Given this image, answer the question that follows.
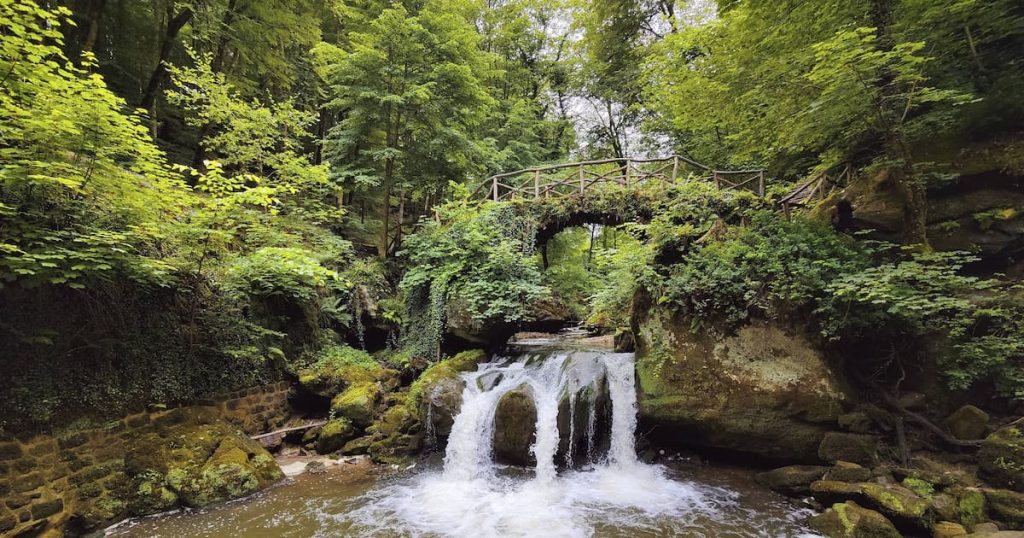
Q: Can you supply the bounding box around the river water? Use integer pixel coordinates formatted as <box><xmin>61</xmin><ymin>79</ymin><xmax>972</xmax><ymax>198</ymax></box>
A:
<box><xmin>107</xmin><ymin>344</ymin><xmax>822</xmax><ymax>538</ymax></box>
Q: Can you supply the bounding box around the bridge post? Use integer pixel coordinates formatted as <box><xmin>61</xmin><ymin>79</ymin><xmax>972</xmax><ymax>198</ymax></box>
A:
<box><xmin>671</xmin><ymin>156</ymin><xmax>679</xmax><ymax>184</ymax></box>
<box><xmin>625</xmin><ymin>159</ymin><xmax>631</xmax><ymax>187</ymax></box>
<box><xmin>493</xmin><ymin>176</ymin><xmax>499</xmax><ymax>202</ymax></box>
<box><xmin>579</xmin><ymin>165</ymin><xmax>585</xmax><ymax>195</ymax></box>
<box><xmin>714</xmin><ymin>171</ymin><xmax>721</xmax><ymax>190</ymax></box>
<box><xmin>534</xmin><ymin>170</ymin><xmax>540</xmax><ymax>199</ymax></box>
<box><xmin>759</xmin><ymin>170</ymin><xmax>765</xmax><ymax>198</ymax></box>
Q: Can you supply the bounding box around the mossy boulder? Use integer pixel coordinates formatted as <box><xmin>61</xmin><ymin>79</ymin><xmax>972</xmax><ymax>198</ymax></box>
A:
<box><xmin>124</xmin><ymin>415</ymin><xmax>283</xmax><ymax>515</ymax></box>
<box><xmin>315</xmin><ymin>418</ymin><xmax>357</xmax><ymax>454</ymax></box>
<box><xmin>942</xmin><ymin>405</ymin><xmax>990</xmax><ymax>441</ymax></box>
<box><xmin>341</xmin><ymin>436</ymin><xmax>374</xmax><ymax>456</ymax></box>
<box><xmin>808</xmin><ymin>501</ymin><xmax>901</xmax><ymax>538</ymax></box>
<box><xmin>409</xmin><ymin>350</ymin><xmax>487</xmax><ymax>442</ymax></box>
<box><xmin>755</xmin><ymin>465</ymin><xmax>830</xmax><ymax>496</ymax></box>
<box><xmin>493</xmin><ymin>384</ymin><xmax>537</xmax><ymax>466</ymax></box>
<box><xmin>983</xmin><ymin>488</ymin><xmax>1024</xmax><ymax>530</ymax></box>
<box><xmin>979</xmin><ymin>425</ymin><xmax>1024</xmax><ymax>492</ymax></box>
<box><xmin>810</xmin><ymin>480</ymin><xmax>933</xmax><ymax>531</ymax></box>
<box><xmin>365</xmin><ymin>403</ymin><xmax>422</xmax><ymax>464</ymax></box>
<box><xmin>297</xmin><ymin>345</ymin><xmax>395</xmax><ymax>398</ymax></box>
<box><xmin>953</xmin><ymin>487</ymin><xmax>988</xmax><ymax>530</ymax></box>
<box><xmin>632</xmin><ymin>305</ymin><xmax>849</xmax><ymax>463</ymax></box>
<box><xmin>860</xmin><ymin>483</ymin><xmax>932</xmax><ymax>531</ymax></box>
<box><xmin>330</xmin><ymin>382</ymin><xmax>383</xmax><ymax>428</ymax></box>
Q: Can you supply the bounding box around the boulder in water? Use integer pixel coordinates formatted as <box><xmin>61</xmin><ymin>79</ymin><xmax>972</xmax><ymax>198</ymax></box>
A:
<box><xmin>493</xmin><ymin>384</ymin><xmax>538</xmax><ymax>466</ymax></box>
<box><xmin>755</xmin><ymin>465</ymin><xmax>830</xmax><ymax>495</ymax></box>
<box><xmin>556</xmin><ymin>374</ymin><xmax>611</xmax><ymax>467</ymax></box>
<box><xmin>409</xmin><ymin>350</ymin><xmax>488</xmax><ymax>443</ymax></box>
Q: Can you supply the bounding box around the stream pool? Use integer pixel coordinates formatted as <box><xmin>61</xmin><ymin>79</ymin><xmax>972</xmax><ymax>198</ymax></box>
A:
<box><xmin>107</xmin><ymin>342</ymin><xmax>823</xmax><ymax>538</ymax></box>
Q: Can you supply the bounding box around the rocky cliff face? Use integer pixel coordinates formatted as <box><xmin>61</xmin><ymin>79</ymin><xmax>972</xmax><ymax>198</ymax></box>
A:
<box><xmin>632</xmin><ymin>300</ymin><xmax>850</xmax><ymax>463</ymax></box>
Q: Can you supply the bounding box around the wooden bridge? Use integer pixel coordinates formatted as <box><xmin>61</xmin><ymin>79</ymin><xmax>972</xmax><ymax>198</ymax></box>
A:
<box><xmin>471</xmin><ymin>155</ymin><xmax>767</xmax><ymax>202</ymax></box>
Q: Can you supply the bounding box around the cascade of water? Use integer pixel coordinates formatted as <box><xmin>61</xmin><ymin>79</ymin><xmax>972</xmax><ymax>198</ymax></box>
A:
<box><xmin>604</xmin><ymin>353</ymin><xmax>640</xmax><ymax>467</ymax></box>
<box><xmin>441</xmin><ymin>350</ymin><xmax>634</xmax><ymax>480</ymax></box>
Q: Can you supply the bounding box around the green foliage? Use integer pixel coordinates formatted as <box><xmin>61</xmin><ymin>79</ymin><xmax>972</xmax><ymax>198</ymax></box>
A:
<box><xmin>400</xmin><ymin>201</ymin><xmax>546</xmax><ymax>358</ymax></box>
<box><xmin>657</xmin><ymin>214</ymin><xmax>869</xmax><ymax>329</ymax></box>
<box><xmin>222</xmin><ymin>247</ymin><xmax>347</xmax><ymax>303</ymax></box>
<box><xmin>824</xmin><ymin>250</ymin><xmax>1024</xmax><ymax>397</ymax></box>
<box><xmin>0</xmin><ymin>0</ymin><xmax>184</xmax><ymax>289</ymax></box>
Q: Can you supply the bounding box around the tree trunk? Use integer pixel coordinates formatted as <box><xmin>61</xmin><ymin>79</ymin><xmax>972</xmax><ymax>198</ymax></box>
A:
<box><xmin>140</xmin><ymin>7</ymin><xmax>194</xmax><ymax>113</ymax></box>
<box><xmin>870</xmin><ymin>0</ymin><xmax>928</xmax><ymax>246</ymax></box>
<box><xmin>192</xmin><ymin>0</ymin><xmax>238</xmax><ymax>171</ymax></box>
<box><xmin>81</xmin><ymin>0</ymin><xmax>107</xmax><ymax>54</ymax></box>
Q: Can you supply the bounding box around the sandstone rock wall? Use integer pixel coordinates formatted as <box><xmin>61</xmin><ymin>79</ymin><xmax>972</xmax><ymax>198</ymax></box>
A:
<box><xmin>0</xmin><ymin>382</ymin><xmax>290</xmax><ymax>537</ymax></box>
<box><xmin>632</xmin><ymin>301</ymin><xmax>851</xmax><ymax>463</ymax></box>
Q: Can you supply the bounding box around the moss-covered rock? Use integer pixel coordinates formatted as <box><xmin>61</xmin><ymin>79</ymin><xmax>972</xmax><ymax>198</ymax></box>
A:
<box><xmin>983</xmin><ymin>488</ymin><xmax>1024</xmax><ymax>530</ymax></box>
<box><xmin>316</xmin><ymin>418</ymin><xmax>357</xmax><ymax>454</ymax></box>
<box><xmin>952</xmin><ymin>487</ymin><xmax>987</xmax><ymax>530</ymax></box>
<box><xmin>979</xmin><ymin>426</ymin><xmax>1024</xmax><ymax>492</ymax></box>
<box><xmin>341</xmin><ymin>436</ymin><xmax>374</xmax><ymax>456</ymax></box>
<box><xmin>819</xmin><ymin>433</ymin><xmax>879</xmax><ymax>466</ymax></box>
<box><xmin>860</xmin><ymin>483</ymin><xmax>932</xmax><ymax>531</ymax></box>
<box><xmin>409</xmin><ymin>350</ymin><xmax>488</xmax><ymax>442</ymax></box>
<box><xmin>365</xmin><ymin>403</ymin><xmax>422</xmax><ymax>464</ymax></box>
<box><xmin>632</xmin><ymin>306</ymin><xmax>849</xmax><ymax>463</ymax></box>
<box><xmin>297</xmin><ymin>345</ymin><xmax>395</xmax><ymax>398</ymax></box>
<box><xmin>493</xmin><ymin>384</ymin><xmax>537</xmax><ymax>466</ymax></box>
<box><xmin>124</xmin><ymin>415</ymin><xmax>283</xmax><ymax>515</ymax></box>
<box><xmin>330</xmin><ymin>382</ymin><xmax>383</xmax><ymax>428</ymax></box>
<box><xmin>942</xmin><ymin>405</ymin><xmax>990</xmax><ymax>441</ymax></box>
<box><xmin>755</xmin><ymin>465</ymin><xmax>830</xmax><ymax>496</ymax></box>
<box><xmin>808</xmin><ymin>501</ymin><xmax>901</xmax><ymax>538</ymax></box>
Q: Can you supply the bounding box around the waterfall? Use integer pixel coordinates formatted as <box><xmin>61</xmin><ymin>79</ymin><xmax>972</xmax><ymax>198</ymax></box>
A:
<box><xmin>342</xmin><ymin>347</ymin><xmax>750</xmax><ymax>538</ymax></box>
<box><xmin>441</xmin><ymin>350</ymin><xmax>633</xmax><ymax>481</ymax></box>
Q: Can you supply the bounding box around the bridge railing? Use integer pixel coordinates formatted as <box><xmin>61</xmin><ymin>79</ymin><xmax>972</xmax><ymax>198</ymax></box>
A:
<box><xmin>472</xmin><ymin>155</ymin><xmax>766</xmax><ymax>203</ymax></box>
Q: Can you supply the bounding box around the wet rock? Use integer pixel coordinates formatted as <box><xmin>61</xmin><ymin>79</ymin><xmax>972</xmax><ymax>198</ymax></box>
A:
<box><xmin>477</xmin><ymin>372</ymin><xmax>504</xmax><ymax>391</ymax></box>
<box><xmin>819</xmin><ymin>433</ymin><xmax>879</xmax><ymax>466</ymax></box>
<box><xmin>125</xmin><ymin>418</ymin><xmax>283</xmax><ymax>514</ymax></box>
<box><xmin>330</xmin><ymin>382</ymin><xmax>383</xmax><ymax>428</ymax></box>
<box><xmin>979</xmin><ymin>426</ymin><xmax>1024</xmax><ymax>492</ymax></box>
<box><xmin>755</xmin><ymin>465</ymin><xmax>830</xmax><ymax>496</ymax></box>
<box><xmin>808</xmin><ymin>501</ymin><xmax>901</xmax><ymax>538</ymax></box>
<box><xmin>930</xmin><ymin>493</ymin><xmax>959</xmax><ymax>523</ymax></box>
<box><xmin>826</xmin><ymin>461</ymin><xmax>873</xmax><ymax>483</ymax></box>
<box><xmin>493</xmin><ymin>384</ymin><xmax>537</xmax><ymax>466</ymax></box>
<box><xmin>315</xmin><ymin>418</ymin><xmax>357</xmax><ymax>454</ymax></box>
<box><xmin>633</xmin><ymin>311</ymin><xmax>849</xmax><ymax>463</ymax></box>
<box><xmin>943</xmin><ymin>406</ymin><xmax>990</xmax><ymax>441</ymax></box>
<box><xmin>556</xmin><ymin>374</ymin><xmax>611</xmax><ymax>467</ymax></box>
<box><xmin>860</xmin><ymin>482</ymin><xmax>932</xmax><ymax>531</ymax></box>
<box><xmin>811</xmin><ymin>480</ymin><xmax>866</xmax><ymax>506</ymax></box>
<box><xmin>933</xmin><ymin>521</ymin><xmax>968</xmax><ymax>537</ymax></box>
<box><xmin>410</xmin><ymin>350</ymin><xmax>488</xmax><ymax>442</ymax></box>
<box><xmin>984</xmin><ymin>488</ymin><xmax>1024</xmax><ymax>530</ymax></box>
<box><xmin>366</xmin><ymin>403</ymin><xmax>422</xmax><ymax>464</ymax></box>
